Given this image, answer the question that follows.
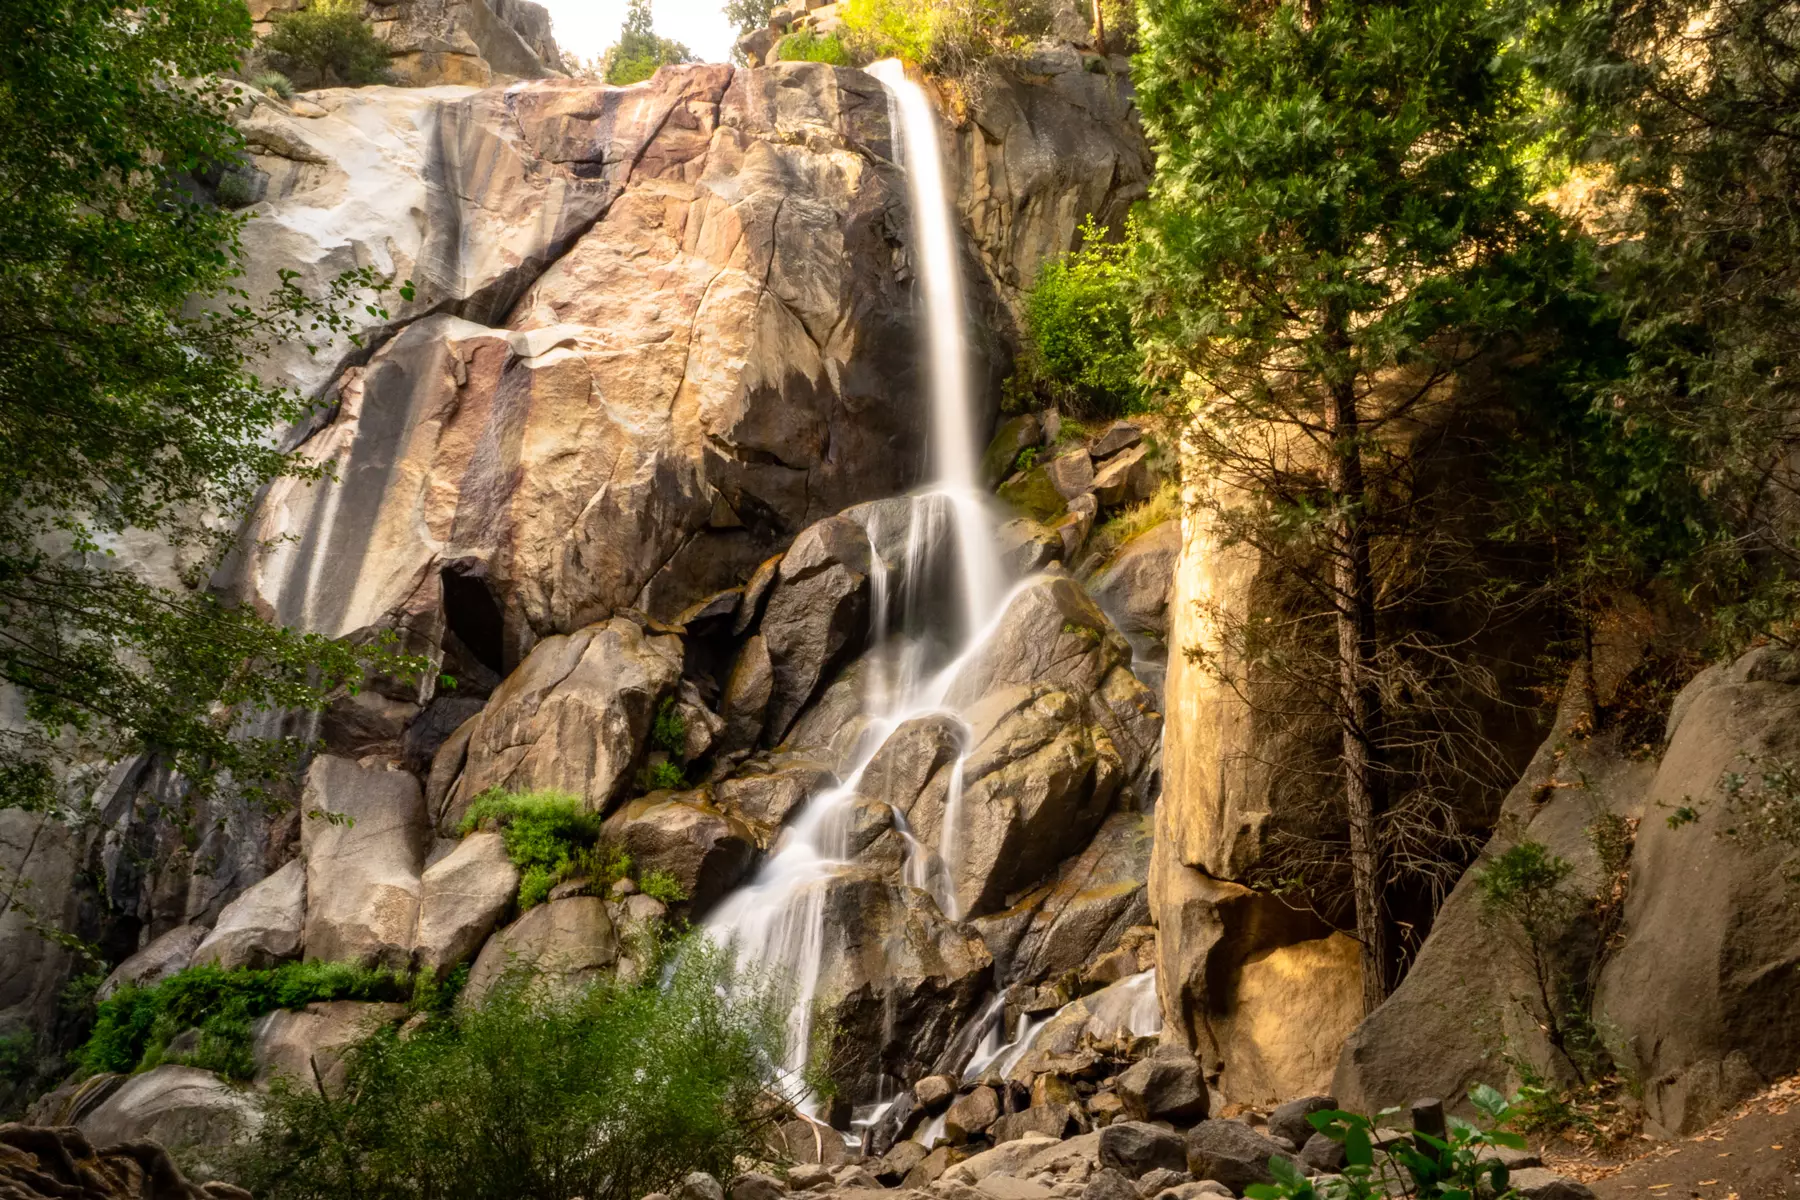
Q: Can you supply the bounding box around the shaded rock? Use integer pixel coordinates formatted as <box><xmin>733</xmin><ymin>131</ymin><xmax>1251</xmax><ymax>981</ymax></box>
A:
<box><xmin>1184</xmin><ymin>1120</ymin><xmax>1287</xmax><ymax>1192</ymax></box>
<box><xmin>0</xmin><ymin>811</ymin><xmax>81</xmax><ymax>1038</ymax></box>
<box><xmin>916</xmin><ymin>1073</ymin><xmax>958</xmax><ymax>1112</ymax></box>
<box><xmin>1098</xmin><ymin>1122</ymin><xmax>1187</xmax><ymax>1179</ymax></box>
<box><xmin>1509</xmin><ymin>1170</ymin><xmax>1596</xmax><ymax>1200</ymax></box>
<box><xmin>1091</xmin><ymin>444</ymin><xmax>1154</xmax><ymax>508</ymax></box>
<box><xmin>946</xmin><ymin>1086</ymin><xmax>1003</xmax><ymax>1143</ymax></box>
<box><xmin>1090</xmin><ymin>423</ymin><xmax>1143</xmax><ymax>460</ymax></box>
<box><xmin>718</xmin><ymin>635</ymin><xmax>775</xmax><ymax>756</ymax></box>
<box><xmin>1045</xmin><ymin>451</ymin><xmax>1096</xmax><ymax>500</ymax></box>
<box><xmin>1299</xmin><ymin>1133</ymin><xmax>1346</xmax><ymax>1174</ymax></box>
<box><xmin>0</xmin><ymin>1123</ymin><xmax>243</xmax><ymax>1200</ymax></box>
<box><xmin>1117</xmin><ymin>1045</ymin><xmax>1208</xmax><ymax>1124</ymax></box>
<box><xmin>999</xmin><ymin>517</ymin><xmax>1064</xmax><ymax>574</ymax></box>
<box><xmin>453</xmin><ymin>619</ymin><xmax>684</xmax><ymax>815</ymax></box>
<box><xmin>300</xmin><ymin>756</ymin><xmax>429</xmax><ymax>970</ymax></box>
<box><xmin>99</xmin><ymin>924</ymin><xmax>207</xmax><ymax>1001</ymax></box>
<box><xmin>991</xmin><ymin>1103</ymin><xmax>1081</xmax><ymax>1143</ymax></box>
<box><xmin>855</xmin><ymin>714</ymin><xmax>966</xmax><ymax>818</ymax></box>
<box><xmin>1000</xmin><ymin>466</ymin><xmax>1070</xmax><ymax>523</ymax></box>
<box><xmin>1087</xmin><ymin>523</ymin><xmax>1179</xmax><ymax>645</ymax></box>
<box><xmin>252</xmin><ymin>1000</ymin><xmax>407</xmax><ymax>1094</ymax></box>
<box><xmin>602</xmin><ymin>794</ymin><xmax>757</xmax><ymax>915</ymax></box>
<box><xmin>875</xmin><ymin>1141</ymin><xmax>930</xmax><ymax>1185</ymax></box>
<box><xmin>413</xmin><ymin>830</ymin><xmax>518</xmax><ymax>976</ymax></box>
<box><xmin>984</xmin><ymin>414</ymin><xmax>1044</xmax><ymax>488</ymax></box>
<box><xmin>463</xmin><ymin>895</ymin><xmax>619</xmax><ymax>1004</ymax></box>
<box><xmin>77</xmin><ymin>1065</ymin><xmax>258</xmax><ymax>1152</ymax></box>
<box><xmin>1087</xmin><ymin>1092</ymin><xmax>1126</xmax><ymax>1127</ymax></box>
<box><xmin>1268</xmin><ymin>1096</ymin><xmax>1335</xmax><ymax>1151</ymax></box>
<box><xmin>190</xmin><ymin>859</ymin><xmax>305</xmax><ymax>971</ymax></box>
<box><xmin>1083</xmin><ymin>1168</ymin><xmax>1139</xmax><ymax>1200</ymax></box>
<box><xmin>678</xmin><ymin>1172</ymin><xmax>726</xmax><ymax>1200</ymax></box>
<box><xmin>716</xmin><ymin>754</ymin><xmax>835</xmax><ymax>846</ymax></box>
<box><xmin>904</xmin><ymin>1144</ymin><xmax>961</xmax><ymax>1187</ymax></box>
<box><xmin>1158</xmin><ymin>1183</ymin><xmax>1231</xmax><ymax>1200</ymax></box>
<box><xmin>760</xmin><ymin>515</ymin><xmax>874</xmax><ymax>741</ymax></box>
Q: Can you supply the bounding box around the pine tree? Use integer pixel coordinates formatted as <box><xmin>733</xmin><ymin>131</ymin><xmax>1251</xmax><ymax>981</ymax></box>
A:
<box><xmin>1136</xmin><ymin>0</ymin><xmax>1577</xmax><ymax>1009</ymax></box>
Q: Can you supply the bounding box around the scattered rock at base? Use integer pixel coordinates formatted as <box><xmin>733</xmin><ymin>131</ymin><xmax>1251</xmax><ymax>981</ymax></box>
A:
<box><xmin>1099</xmin><ymin>1121</ymin><xmax>1187</xmax><ymax>1179</ymax></box>
<box><xmin>1184</xmin><ymin>1120</ymin><xmax>1288</xmax><ymax>1192</ymax></box>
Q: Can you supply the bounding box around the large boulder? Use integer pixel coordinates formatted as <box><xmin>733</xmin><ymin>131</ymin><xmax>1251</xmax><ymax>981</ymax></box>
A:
<box><xmin>1184</xmin><ymin>1120</ymin><xmax>1287</xmax><ymax>1192</ymax></box>
<box><xmin>716</xmin><ymin>754</ymin><xmax>836</xmax><ymax>847</ymax></box>
<box><xmin>0</xmin><ymin>1123</ymin><xmax>244</xmax><ymax>1200</ymax></box>
<box><xmin>190</xmin><ymin>858</ymin><xmax>306</xmax><ymax>972</ymax></box>
<box><xmin>601</xmin><ymin>794</ymin><xmax>758</xmax><ymax>915</ymax></box>
<box><xmin>450</xmin><ymin>618</ymin><xmax>684</xmax><ymax>815</ymax></box>
<box><xmin>0</xmin><ymin>810</ymin><xmax>80</xmax><ymax>1040</ymax></box>
<box><xmin>77</xmin><ymin>1066</ymin><xmax>259</xmax><ymax>1153</ymax></box>
<box><xmin>413</xmin><ymin>830</ymin><xmax>518</xmax><ymax>976</ymax></box>
<box><xmin>758</xmin><ymin>516</ymin><xmax>874</xmax><ymax>742</ymax></box>
<box><xmin>98</xmin><ymin>924</ymin><xmax>208</xmax><ymax>1000</ymax></box>
<box><xmin>1117</xmin><ymin>1044</ymin><xmax>1208</xmax><ymax>1124</ymax></box>
<box><xmin>464</xmin><ymin>894</ymin><xmax>619</xmax><ymax>1004</ymax></box>
<box><xmin>300</xmin><ymin>756</ymin><xmax>430</xmax><ymax>970</ymax></box>
<box><xmin>1098</xmin><ymin>1122</ymin><xmax>1186</xmax><ymax>1179</ymax></box>
<box><xmin>1086</xmin><ymin>522</ymin><xmax>1179</xmax><ymax>648</ymax></box>
<box><xmin>252</xmin><ymin>1000</ymin><xmax>408</xmax><ymax>1094</ymax></box>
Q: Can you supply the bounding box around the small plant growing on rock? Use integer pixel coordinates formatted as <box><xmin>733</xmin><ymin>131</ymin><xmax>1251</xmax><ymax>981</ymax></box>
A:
<box><xmin>775</xmin><ymin>30</ymin><xmax>851</xmax><ymax>64</ymax></box>
<box><xmin>638</xmin><ymin>869</ymin><xmax>688</xmax><ymax>905</ymax></box>
<box><xmin>638</xmin><ymin>758</ymin><xmax>687</xmax><ymax>793</ymax></box>
<box><xmin>252</xmin><ymin>69</ymin><xmax>295</xmax><ymax>98</ymax></box>
<box><xmin>460</xmin><ymin>788</ymin><xmax>602</xmax><ymax>909</ymax></box>
<box><xmin>651</xmin><ymin>696</ymin><xmax>687</xmax><ymax>757</ymax></box>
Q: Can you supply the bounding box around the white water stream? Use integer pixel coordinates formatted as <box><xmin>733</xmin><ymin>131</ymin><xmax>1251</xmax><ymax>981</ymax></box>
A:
<box><xmin>703</xmin><ymin>60</ymin><xmax>1015</xmax><ymax>1106</ymax></box>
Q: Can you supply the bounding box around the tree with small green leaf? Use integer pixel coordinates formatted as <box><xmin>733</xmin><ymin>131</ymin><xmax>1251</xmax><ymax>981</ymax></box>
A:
<box><xmin>603</xmin><ymin>0</ymin><xmax>695</xmax><ymax>86</ymax></box>
<box><xmin>260</xmin><ymin>0</ymin><xmax>391</xmax><ymax>89</ymax></box>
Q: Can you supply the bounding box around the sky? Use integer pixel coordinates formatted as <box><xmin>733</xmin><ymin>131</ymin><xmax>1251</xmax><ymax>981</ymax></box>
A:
<box><xmin>538</xmin><ymin>0</ymin><xmax>739</xmax><ymax>66</ymax></box>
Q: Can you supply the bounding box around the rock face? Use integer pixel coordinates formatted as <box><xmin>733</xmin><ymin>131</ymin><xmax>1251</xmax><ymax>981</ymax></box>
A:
<box><xmin>300</xmin><ymin>756</ymin><xmax>430</xmax><ymax>969</ymax></box>
<box><xmin>413</xmin><ymin>830</ymin><xmax>518</xmax><ymax>975</ymax></box>
<box><xmin>97</xmin><ymin>924</ymin><xmax>208</xmax><ymax>1000</ymax></box>
<box><xmin>0</xmin><ymin>810</ymin><xmax>80</xmax><ymax>1043</ymax></box>
<box><xmin>253</xmin><ymin>1000</ymin><xmax>408</xmax><ymax>1094</ymax></box>
<box><xmin>0</xmin><ymin>1123</ymin><xmax>246</xmax><ymax>1200</ymax></box>
<box><xmin>247</xmin><ymin>0</ymin><xmax>562</xmax><ymax>88</ymax></box>
<box><xmin>464</xmin><ymin>895</ymin><xmax>620</xmax><ymax>1003</ymax></box>
<box><xmin>77</xmin><ymin>1066</ymin><xmax>259</xmax><ymax>1153</ymax></box>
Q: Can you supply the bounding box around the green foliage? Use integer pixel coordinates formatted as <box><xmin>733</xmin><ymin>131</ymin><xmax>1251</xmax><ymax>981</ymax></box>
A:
<box><xmin>1245</xmin><ymin>1087</ymin><xmax>1526</xmax><ymax>1200</ymax></box>
<box><xmin>776</xmin><ymin>30</ymin><xmax>852</xmax><ymax>63</ymax></box>
<box><xmin>838</xmin><ymin>0</ymin><xmax>1051</xmax><ymax>73</ymax></box>
<box><xmin>260</xmin><ymin>0</ymin><xmax>391</xmax><ymax>89</ymax></box>
<box><xmin>460</xmin><ymin>788</ymin><xmax>602</xmax><ymax>910</ymax></box>
<box><xmin>638</xmin><ymin>869</ymin><xmax>688</xmax><ymax>905</ymax></box>
<box><xmin>232</xmin><ymin>939</ymin><xmax>791</xmax><ymax>1200</ymax></box>
<box><xmin>78</xmin><ymin>960</ymin><xmax>413</xmax><ymax>1080</ymax></box>
<box><xmin>252</xmin><ymin>70</ymin><xmax>295</xmax><ymax>99</ymax></box>
<box><xmin>214</xmin><ymin>168</ymin><xmax>261</xmax><ymax>210</ymax></box>
<box><xmin>1019</xmin><ymin>217</ymin><xmax>1146</xmax><ymax>419</ymax></box>
<box><xmin>0</xmin><ymin>0</ymin><xmax>421</xmax><ymax>813</ymax></box>
<box><xmin>603</xmin><ymin>0</ymin><xmax>695</xmax><ymax>85</ymax></box>
<box><xmin>1012</xmin><ymin>446</ymin><xmax>1039</xmax><ymax>474</ymax></box>
<box><xmin>650</xmin><ymin>697</ymin><xmax>688</xmax><ymax>757</ymax></box>
<box><xmin>639</xmin><ymin>760</ymin><xmax>687</xmax><ymax>792</ymax></box>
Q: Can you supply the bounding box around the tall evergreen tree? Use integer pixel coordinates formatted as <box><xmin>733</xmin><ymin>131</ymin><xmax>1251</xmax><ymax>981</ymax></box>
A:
<box><xmin>1135</xmin><ymin>0</ymin><xmax>1578</xmax><ymax>1008</ymax></box>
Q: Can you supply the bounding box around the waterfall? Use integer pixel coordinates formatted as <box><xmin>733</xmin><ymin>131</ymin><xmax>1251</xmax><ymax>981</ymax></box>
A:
<box><xmin>703</xmin><ymin>59</ymin><xmax>1015</xmax><ymax>1110</ymax></box>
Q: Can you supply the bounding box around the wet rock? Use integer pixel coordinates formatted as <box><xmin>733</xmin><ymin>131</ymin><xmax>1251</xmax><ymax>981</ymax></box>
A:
<box><xmin>463</xmin><ymin>895</ymin><xmax>619</xmax><ymax>1004</ymax></box>
<box><xmin>1098</xmin><ymin>1122</ymin><xmax>1186</xmax><ymax>1179</ymax></box>
<box><xmin>718</xmin><ymin>635</ymin><xmax>775</xmax><ymax>756</ymax></box>
<box><xmin>999</xmin><ymin>517</ymin><xmax>1065</xmax><ymax>574</ymax></box>
<box><xmin>946</xmin><ymin>1086</ymin><xmax>1003</xmax><ymax>1142</ymax></box>
<box><xmin>1184</xmin><ymin>1120</ymin><xmax>1288</xmax><ymax>1192</ymax></box>
<box><xmin>300</xmin><ymin>756</ymin><xmax>429</xmax><ymax>970</ymax></box>
<box><xmin>253</xmin><ymin>1000</ymin><xmax>407</xmax><ymax>1094</ymax></box>
<box><xmin>856</xmin><ymin>714</ymin><xmax>965</xmax><ymax>817</ymax></box>
<box><xmin>602</xmin><ymin>794</ymin><xmax>756</xmax><ymax>916</ymax></box>
<box><xmin>716</xmin><ymin>754</ymin><xmax>835</xmax><ymax>845</ymax></box>
<box><xmin>191</xmin><ymin>859</ymin><xmax>306</xmax><ymax>971</ymax></box>
<box><xmin>1116</xmin><ymin>1045</ymin><xmax>1208</xmax><ymax>1124</ymax></box>
<box><xmin>77</xmin><ymin>1065</ymin><xmax>259</xmax><ymax>1153</ymax></box>
<box><xmin>98</xmin><ymin>924</ymin><xmax>208</xmax><ymax>1000</ymax></box>
<box><xmin>1268</xmin><ymin>1096</ymin><xmax>1336</xmax><ymax>1150</ymax></box>
<box><xmin>413</xmin><ymin>830</ymin><xmax>518</xmax><ymax>976</ymax></box>
<box><xmin>453</xmin><ymin>619</ymin><xmax>684</xmax><ymax>815</ymax></box>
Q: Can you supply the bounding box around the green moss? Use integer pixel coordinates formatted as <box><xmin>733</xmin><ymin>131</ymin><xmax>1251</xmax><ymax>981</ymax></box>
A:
<box><xmin>997</xmin><ymin>465</ymin><xmax>1068</xmax><ymax>523</ymax></box>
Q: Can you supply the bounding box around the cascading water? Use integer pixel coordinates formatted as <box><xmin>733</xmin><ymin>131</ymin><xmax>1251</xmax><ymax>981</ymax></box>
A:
<box><xmin>704</xmin><ymin>59</ymin><xmax>1015</xmax><ymax>1106</ymax></box>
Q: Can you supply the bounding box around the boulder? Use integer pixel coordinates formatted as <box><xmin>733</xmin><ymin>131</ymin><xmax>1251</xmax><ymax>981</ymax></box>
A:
<box><xmin>190</xmin><ymin>858</ymin><xmax>306</xmax><ymax>971</ymax></box>
<box><xmin>1299</xmin><ymin>1133</ymin><xmax>1346</xmax><ymax>1173</ymax></box>
<box><xmin>1098</xmin><ymin>1122</ymin><xmax>1187</xmax><ymax>1179</ymax></box>
<box><xmin>452</xmin><ymin>619</ymin><xmax>684</xmax><ymax>815</ymax></box>
<box><xmin>979</xmin><ymin>1178</ymin><xmax>1055</xmax><ymax>1200</ymax></box>
<box><xmin>718</xmin><ymin>635</ymin><xmax>775</xmax><ymax>756</ymax></box>
<box><xmin>903</xmin><ymin>1144</ymin><xmax>962</xmax><ymax>1186</ymax></box>
<box><xmin>855</xmin><ymin>714</ymin><xmax>966</xmax><ymax>825</ymax></box>
<box><xmin>1083</xmin><ymin>1169</ymin><xmax>1139</xmax><ymax>1200</ymax></box>
<box><xmin>300</xmin><ymin>756</ymin><xmax>429</xmax><ymax>970</ymax></box>
<box><xmin>944</xmin><ymin>1134</ymin><xmax>1061</xmax><ymax>1183</ymax></box>
<box><xmin>1116</xmin><ymin>1045</ymin><xmax>1208</xmax><ymax>1124</ymax></box>
<box><xmin>999</xmin><ymin>517</ymin><xmax>1065</xmax><ymax>574</ymax></box>
<box><xmin>413</xmin><ymin>830</ymin><xmax>518</xmax><ymax>976</ymax></box>
<box><xmin>252</xmin><ymin>1000</ymin><xmax>408</xmax><ymax>1094</ymax></box>
<box><xmin>716</xmin><ymin>755</ymin><xmax>835</xmax><ymax>845</ymax></box>
<box><xmin>77</xmin><ymin>1065</ymin><xmax>259</xmax><ymax>1152</ymax></box>
<box><xmin>1087</xmin><ymin>523</ymin><xmax>1179</xmax><ymax>646</ymax></box>
<box><xmin>759</xmin><ymin>515</ymin><xmax>874</xmax><ymax>741</ymax></box>
<box><xmin>732</xmin><ymin>1171</ymin><xmax>790</xmax><ymax>1200</ymax></box>
<box><xmin>602</xmin><ymin>795</ymin><xmax>757</xmax><ymax>914</ymax></box>
<box><xmin>0</xmin><ymin>1123</ymin><xmax>245</xmax><ymax>1200</ymax></box>
<box><xmin>1136</xmin><ymin>1168</ymin><xmax>1192</xmax><ymax>1196</ymax></box>
<box><xmin>1000</xmin><ymin>466</ymin><xmax>1070</xmax><ymax>523</ymax></box>
<box><xmin>767</xmin><ymin>1116</ymin><xmax>851</xmax><ymax>1167</ymax></box>
<box><xmin>463</xmin><ymin>895</ymin><xmax>619</xmax><ymax>1004</ymax></box>
<box><xmin>945</xmin><ymin>1086</ymin><xmax>1003</xmax><ymax>1143</ymax></box>
<box><xmin>916</xmin><ymin>1073</ymin><xmax>958</xmax><ymax>1112</ymax></box>
<box><xmin>1268</xmin><ymin>1096</ymin><xmax>1336</xmax><ymax>1150</ymax></box>
<box><xmin>1183</xmin><ymin>1120</ymin><xmax>1287</xmax><ymax>1192</ymax></box>
<box><xmin>1090</xmin><ymin>422</ymin><xmax>1143</xmax><ymax>460</ymax></box>
<box><xmin>983</xmin><ymin>414</ymin><xmax>1045</xmax><ymax>488</ymax></box>
<box><xmin>1091</xmin><ymin>444</ymin><xmax>1155</xmax><ymax>508</ymax></box>
<box><xmin>98</xmin><ymin>924</ymin><xmax>208</xmax><ymax>1000</ymax></box>
<box><xmin>1509</xmin><ymin>1170</ymin><xmax>1596</xmax><ymax>1200</ymax></box>
<box><xmin>677</xmin><ymin>1172</ymin><xmax>726</xmax><ymax>1200</ymax></box>
<box><xmin>1045</xmin><ymin>451</ymin><xmax>1096</xmax><ymax>500</ymax></box>
<box><xmin>990</xmin><ymin>1103</ymin><xmax>1081</xmax><ymax>1143</ymax></box>
<box><xmin>875</xmin><ymin>1141</ymin><xmax>930</xmax><ymax>1185</ymax></box>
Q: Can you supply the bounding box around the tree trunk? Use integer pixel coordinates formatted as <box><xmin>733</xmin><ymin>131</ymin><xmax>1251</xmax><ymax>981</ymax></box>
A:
<box><xmin>1323</xmin><ymin>344</ymin><xmax>1388</xmax><ymax>1015</ymax></box>
<box><xmin>1093</xmin><ymin>0</ymin><xmax>1107</xmax><ymax>56</ymax></box>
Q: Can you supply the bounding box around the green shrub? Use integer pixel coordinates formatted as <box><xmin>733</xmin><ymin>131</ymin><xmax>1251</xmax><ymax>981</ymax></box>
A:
<box><xmin>260</xmin><ymin>0</ymin><xmax>391</xmax><ymax>89</ymax></box>
<box><xmin>78</xmin><ymin>960</ymin><xmax>413</xmax><ymax>1080</ymax></box>
<box><xmin>214</xmin><ymin>168</ymin><xmax>261</xmax><ymax>210</ymax></box>
<box><xmin>776</xmin><ymin>30</ymin><xmax>852</xmax><ymax>64</ymax></box>
<box><xmin>1019</xmin><ymin>216</ymin><xmax>1146</xmax><ymax>418</ymax></box>
<box><xmin>638</xmin><ymin>869</ymin><xmax>688</xmax><ymax>905</ymax></box>
<box><xmin>231</xmin><ymin>939</ymin><xmax>790</xmax><ymax>1200</ymax></box>
<box><xmin>460</xmin><ymin>788</ymin><xmax>603</xmax><ymax>910</ymax></box>
<box><xmin>839</xmin><ymin>0</ymin><xmax>1050</xmax><ymax>72</ymax></box>
<box><xmin>639</xmin><ymin>760</ymin><xmax>686</xmax><ymax>792</ymax></box>
<box><xmin>1245</xmin><ymin>1087</ymin><xmax>1527</xmax><ymax>1200</ymax></box>
<box><xmin>650</xmin><ymin>696</ymin><xmax>687</xmax><ymax>756</ymax></box>
<box><xmin>252</xmin><ymin>69</ymin><xmax>295</xmax><ymax>98</ymax></box>
<box><xmin>1012</xmin><ymin>446</ymin><xmax>1039</xmax><ymax>474</ymax></box>
<box><xmin>603</xmin><ymin>0</ymin><xmax>694</xmax><ymax>85</ymax></box>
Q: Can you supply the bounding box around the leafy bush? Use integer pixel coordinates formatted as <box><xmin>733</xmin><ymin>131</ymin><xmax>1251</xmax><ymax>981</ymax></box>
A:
<box><xmin>1246</xmin><ymin>1087</ymin><xmax>1526</xmax><ymax>1200</ymax></box>
<box><xmin>231</xmin><ymin>940</ymin><xmax>790</xmax><ymax>1200</ymax></box>
<box><xmin>638</xmin><ymin>869</ymin><xmax>688</xmax><ymax>905</ymax></box>
<box><xmin>460</xmin><ymin>788</ymin><xmax>603</xmax><ymax>910</ymax></box>
<box><xmin>1019</xmin><ymin>217</ymin><xmax>1146</xmax><ymax>418</ymax></box>
<box><xmin>603</xmin><ymin>0</ymin><xmax>694</xmax><ymax>85</ymax></box>
<box><xmin>650</xmin><ymin>696</ymin><xmax>687</xmax><ymax>756</ymax></box>
<box><xmin>260</xmin><ymin>0</ymin><xmax>390</xmax><ymax>89</ymax></box>
<box><xmin>638</xmin><ymin>759</ymin><xmax>687</xmax><ymax>792</ymax></box>
<box><xmin>79</xmin><ymin>960</ymin><xmax>415</xmax><ymax>1080</ymax></box>
<box><xmin>776</xmin><ymin>30</ymin><xmax>852</xmax><ymax>64</ymax></box>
